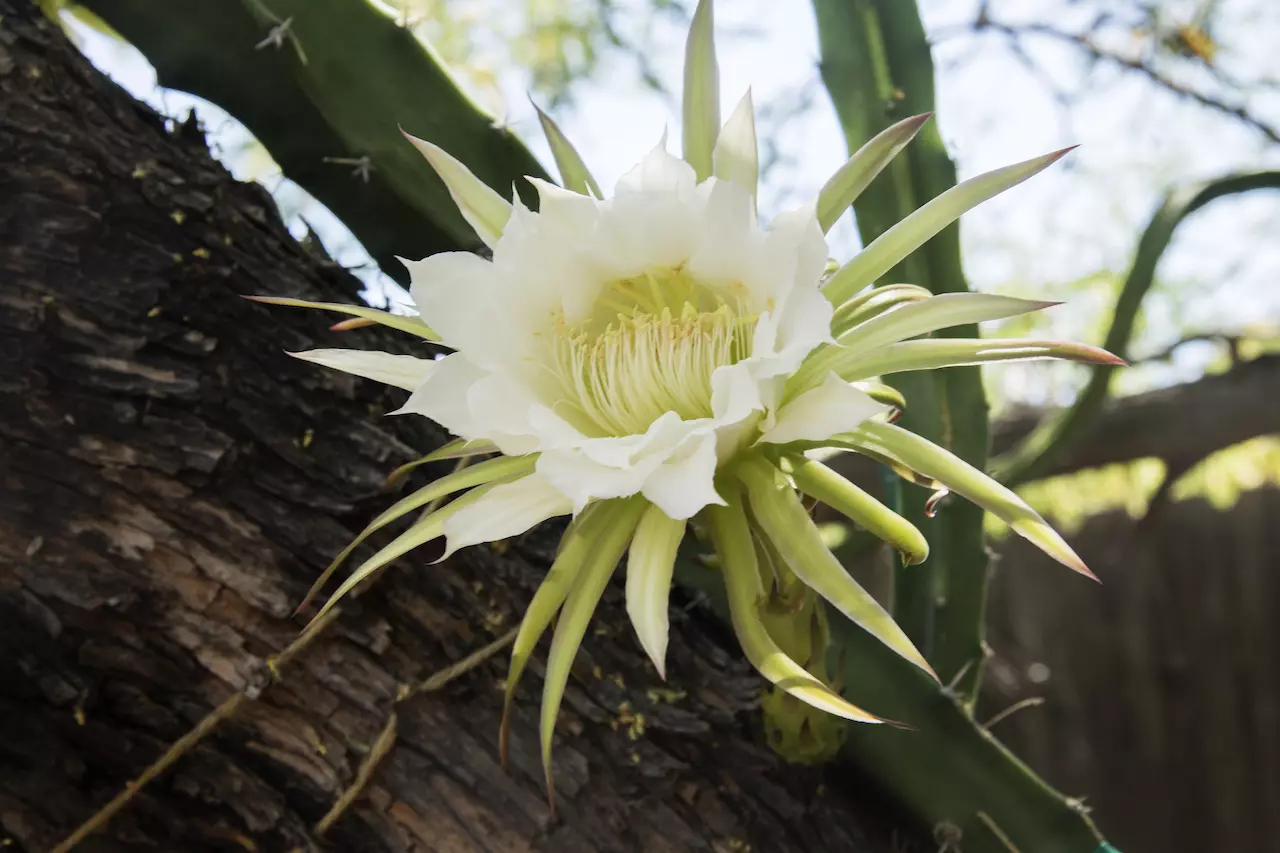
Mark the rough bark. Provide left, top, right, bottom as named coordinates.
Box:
left=0, top=5, right=917, bottom=852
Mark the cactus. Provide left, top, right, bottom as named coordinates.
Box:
left=82, top=0, right=550, bottom=281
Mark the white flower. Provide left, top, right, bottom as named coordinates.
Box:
left=258, top=0, right=1123, bottom=804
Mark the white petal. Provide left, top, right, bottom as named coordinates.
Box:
left=440, top=473, right=572, bottom=559
left=537, top=450, right=651, bottom=514
left=713, top=89, right=758, bottom=199
left=403, top=132, right=512, bottom=248
left=393, top=352, right=485, bottom=437
left=760, top=372, right=888, bottom=445
left=616, top=140, right=698, bottom=196
left=288, top=349, right=436, bottom=392
left=710, top=361, right=764, bottom=424
left=402, top=252, right=499, bottom=360
left=626, top=506, right=686, bottom=678
left=685, top=178, right=760, bottom=291
left=641, top=431, right=725, bottom=519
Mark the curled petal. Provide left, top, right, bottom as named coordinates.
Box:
left=852, top=421, right=1097, bottom=580
left=626, top=505, right=687, bottom=678
left=783, top=456, right=928, bottom=565
left=704, top=485, right=888, bottom=724
left=734, top=455, right=937, bottom=680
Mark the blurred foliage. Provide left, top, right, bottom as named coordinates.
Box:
left=989, top=434, right=1280, bottom=538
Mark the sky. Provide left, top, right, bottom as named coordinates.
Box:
left=67, top=0, right=1280, bottom=411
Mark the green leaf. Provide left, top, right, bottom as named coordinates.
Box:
left=714, top=89, right=758, bottom=199
left=403, top=131, right=513, bottom=248
left=852, top=421, right=1096, bottom=579
left=783, top=456, right=929, bottom=566
left=682, top=0, right=720, bottom=181
left=704, top=483, right=887, bottom=724
left=299, top=455, right=535, bottom=613
left=734, top=455, right=937, bottom=680
left=823, top=148, right=1075, bottom=306
left=837, top=338, right=1126, bottom=383
left=532, top=101, right=602, bottom=198
left=816, top=113, right=932, bottom=233
left=625, top=506, right=687, bottom=679
left=244, top=296, right=439, bottom=341
left=539, top=497, right=647, bottom=811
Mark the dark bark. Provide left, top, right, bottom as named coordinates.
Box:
left=0, top=5, right=916, bottom=852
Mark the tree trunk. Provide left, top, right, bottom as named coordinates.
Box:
left=0, top=5, right=917, bottom=851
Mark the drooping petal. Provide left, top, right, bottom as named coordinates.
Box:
left=823, top=147, right=1075, bottom=305
left=816, top=113, right=932, bottom=233
left=402, top=252, right=500, bottom=362
left=393, top=352, right=487, bottom=438
left=761, top=372, right=887, bottom=446
left=540, top=498, right=647, bottom=811
left=403, top=130, right=512, bottom=248
left=532, top=101, right=602, bottom=197
left=704, top=485, right=887, bottom=723
left=626, top=505, right=687, bottom=678
left=440, top=472, right=573, bottom=559
left=734, top=455, right=937, bottom=680
left=500, top=501, right=606, bottom=765
left=311, top=482, right=497, bottom=622
left=852, top=421, right=1097, bottom=580
left=790, top=293, right=1057, bottom=397
left=782, top=456, right=928, bottom=565
left=681, top=0, right=719, bottom=182
left=244, top=295, right=439, bottom=341
left=298, top=457, right=532, bottom=614
left=714, top=89, right=758, bottom=199
left=287, top=348, right=437, bottom=391
left=835, top=338, right=1127, bottom=382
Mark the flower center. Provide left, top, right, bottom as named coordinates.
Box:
left=549, top=269, right=757, bottom=437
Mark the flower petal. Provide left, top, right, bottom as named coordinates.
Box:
left=532, top=101, right=602, bottom=198
left=681, top=0, right=719, bottom=181
left=641, top=431, right=725, bottom=519
left=244, top=295, right=438, bottom=341
left=816, top=113, right=932, bottom=233
left=783, top=456, right=928, bottom=565
left=761, top=372, right=887, bottom=446
left=714, top=89, right=758, bottom=199
left=735, top=455, right=937, bottom=680
left=402, top=131, right=512, bottom=248
left=791, top=293, right=1057, bottom=397
left=288, top=348, right=437, bottom=391
left=705, top=485, right=887, bottom=724
left=823, top=147, right=1075, bottom=305
left=836, top=338, right=1126, bottom=382
left=540, top=498, right=647, bottom=811
left=626, top=505, right=687, bottom=678
left=440, top=472, right=573, bottom=559
left=852, top=421, right=1097, bottom=580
